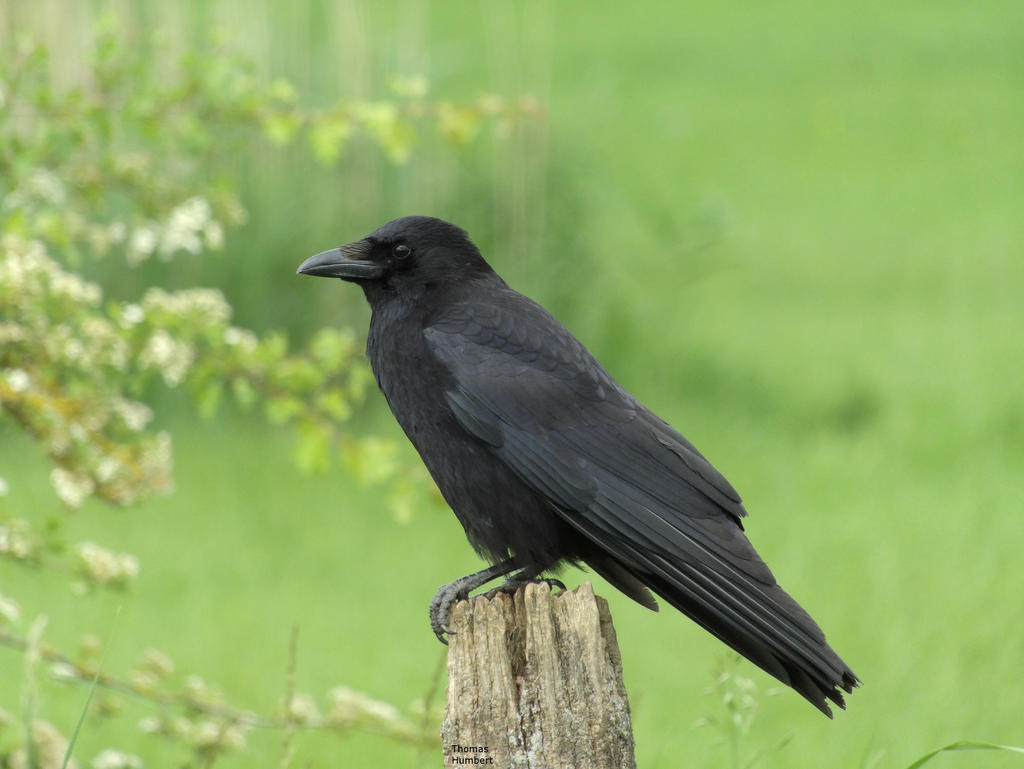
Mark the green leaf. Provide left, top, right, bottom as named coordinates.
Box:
left=354, top=101, right=416, bottom=163
left=273, top=358, right=324, bottom=392
left=196, top=381, right=223, bottom=419
left=340, top=437, right=399, bottom=484
left=265, top=395, right=304, bottom=425
left=315, top=389, right=351, bottom=421
left=267, top=77, right=298, bottom=105
left=231, top=376, right=258, bottom=410
left=437, top=103, right=482, bottom=146
left=387, top=477, right=417, bottom=524
left=389, top=74, right=428, bottom=99
left=262, top=110, right=302, bottom=146
left=310, top=328, right=348, bottom=372
left=344, top=357, right=374, bottom=396
left=62, top=606, right=121, bottom=769
left=309, top=113, right=354, bottom=166
left=257, top=331, right=288, bottom=363
left=294, top=420, right=331, bottom=474
left=380, top=119, right=417, bottom=164
left=905, top=740, right=1024, bottom=769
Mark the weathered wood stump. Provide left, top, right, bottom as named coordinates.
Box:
left=442, top=581, right=637, bottom=768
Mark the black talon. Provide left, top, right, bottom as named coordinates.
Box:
left=495, top=570, right=567, bottom=595
left=428, top=560, right=522, bottom=643
left=428, top=561, right=567, bottom=642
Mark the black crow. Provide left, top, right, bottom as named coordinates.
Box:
left=297, top=216, right=859, bottom=716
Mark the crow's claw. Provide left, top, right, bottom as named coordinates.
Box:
left=428, top=561, right=522, bottom=644
left=488, top=575, right=566, bottom=597
left=429, top=581, right=470, bottom=645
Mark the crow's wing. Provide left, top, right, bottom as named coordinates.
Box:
left=424, top=292, right=858, bottom=715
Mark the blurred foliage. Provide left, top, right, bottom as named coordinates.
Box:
left=0, top=0, right=1021, bottom=767
left=0, top=15, right=524, bottom=766
left=692, top=655, right=790, bottom=769
left=0, top=622, right=439, bottom=769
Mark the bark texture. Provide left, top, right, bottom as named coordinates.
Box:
left=442, top=581, right=636, bottom=768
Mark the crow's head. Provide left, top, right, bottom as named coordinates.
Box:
left=297, top=216, right=494, bottom=300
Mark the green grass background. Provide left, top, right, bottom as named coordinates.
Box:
left=2, top=0, right=1023, bottom=766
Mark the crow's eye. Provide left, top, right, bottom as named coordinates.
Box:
left=393, top=244, right=411, bottom=260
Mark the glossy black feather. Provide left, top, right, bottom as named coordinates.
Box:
left=310, top=216, right=859, bottom=716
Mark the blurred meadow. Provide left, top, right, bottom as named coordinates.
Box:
left=1, top=0, right=1023, bottom=767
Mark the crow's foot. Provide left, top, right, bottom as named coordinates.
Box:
left=482, top=573, right=566, bottom=600
left=429, top=560, right=520, bottom=644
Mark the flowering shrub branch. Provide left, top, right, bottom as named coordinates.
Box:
left=0, top=626, right=440, bottom=768
left=1, top=19, right=526, bottom=511
left=0, top=16, right=531, bottom=766
left=1, top=235, right=375, bottom=509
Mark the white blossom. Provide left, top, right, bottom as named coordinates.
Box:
left=222, top=724, right=247, bottom=750
left=0, top=323, right=26, bottom=343
left=203, top=220, right=225, bottom=250
left=130, top=669, right=158, bottom=691
left=3, top=168, right=66, bottom=212
left=142, top=287, right=231, bottom=325
left=4, top=368, right=30, bottom=392
left=137, top=716, right=162, bottom=734
left=49, top=661, right=79, bottom=681
left=75, top=541, right=140, bottom=585
left=137, top=430, right=173, bottom=496
left=186, top=720, right=246, bottom=750
left=139, top=329, right=194, bottom=386
left=0, top=519, right=34, bottom=559
left=160, top=230, right=201, bottom=258
left=0, top=592, right=21, bottom=624
left=95, top=456, right=123, bottom=483
left=91, top=749, right=143, bottom=769
left=113, top=398, right=154, bottom=432
left=223, top=326, right=257, bottom=351
left=85, top=320, right=129, bottom=370
left=191, top=721, right=222, bottom=748
left=141, top=648, right=175, bottom=676
left=121, top=303, right=145, bottom=327
left=64, top=338, right=84, bottom=361
left=327, top=686, right=401, bottom=725
left=49, top=270, right=101, bottom=305
left=285, top=692, right=320, bottom=725
left=51, top=468, right=95, bottom=509
left=8, top=720, right=77, bottom=769
left=108, top=221, right=126, bottom=244
left=0, top=238, right=100, bottom=305
left=160, top=197, right=212, bottom=257
left=176, top=197, right=211, bottom=229
left=184, top=674, right=210, bottom=698
left=27, top=169, right=66, bottom=205
left=128, top=224, right=160, bottom=265
left=119, top=552, right=140, bottom=579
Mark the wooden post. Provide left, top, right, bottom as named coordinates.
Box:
left=441, top=581, right=637, bottom=769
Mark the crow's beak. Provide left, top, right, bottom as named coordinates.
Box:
left=296, top=239, right=383, bottom=280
